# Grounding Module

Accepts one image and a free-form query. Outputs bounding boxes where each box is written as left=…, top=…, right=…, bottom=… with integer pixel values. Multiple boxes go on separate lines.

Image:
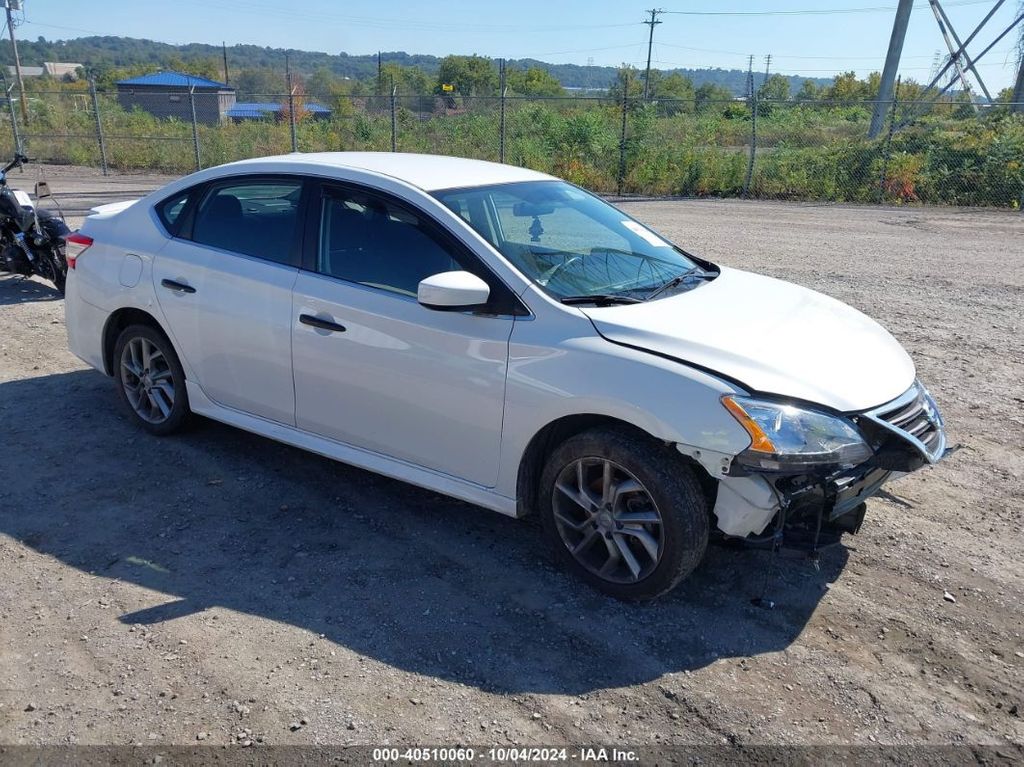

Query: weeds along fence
left=1, top=82, right=1022, bottom=207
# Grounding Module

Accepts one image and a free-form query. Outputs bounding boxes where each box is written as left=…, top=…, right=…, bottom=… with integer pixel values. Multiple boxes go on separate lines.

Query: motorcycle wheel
left=50, top=248, right=66, bottom=294
left=35, top=247, right=65, bottom=294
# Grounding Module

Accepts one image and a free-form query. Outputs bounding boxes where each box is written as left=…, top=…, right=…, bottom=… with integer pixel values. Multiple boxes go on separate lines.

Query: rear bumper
left=65, top=278, right=108, bottom=374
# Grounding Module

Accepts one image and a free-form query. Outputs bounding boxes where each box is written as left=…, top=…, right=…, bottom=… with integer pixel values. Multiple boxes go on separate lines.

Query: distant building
left=226, top=102, right=331, bottom=122
left=116, top=71, right=236, bottom=124
left=7, top=65, right=43, bottom=78
left=6, top=62, right=82, bottom=80
left=44, top=62, right=83, bottom=79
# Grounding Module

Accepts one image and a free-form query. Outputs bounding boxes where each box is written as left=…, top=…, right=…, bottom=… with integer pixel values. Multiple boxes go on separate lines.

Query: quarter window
left=155, top=190, right=191, bottom=235
left=318, top=190, right=460, bottom=297
left=191, top=179, right=303, bottom=265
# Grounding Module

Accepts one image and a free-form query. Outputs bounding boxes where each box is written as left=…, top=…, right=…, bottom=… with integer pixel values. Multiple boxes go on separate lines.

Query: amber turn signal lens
left=722, top=396, right=777, bottom=454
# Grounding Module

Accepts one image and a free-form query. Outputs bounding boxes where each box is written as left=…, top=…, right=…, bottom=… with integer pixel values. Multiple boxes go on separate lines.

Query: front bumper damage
left=689, top=381, right=951, bottom=548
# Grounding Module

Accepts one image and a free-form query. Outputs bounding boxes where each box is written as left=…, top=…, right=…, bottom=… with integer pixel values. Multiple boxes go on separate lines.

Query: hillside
left=3, top=35, right=835, bottom=94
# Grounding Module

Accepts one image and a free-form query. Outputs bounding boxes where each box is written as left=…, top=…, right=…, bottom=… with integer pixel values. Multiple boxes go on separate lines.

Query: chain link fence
left=1, top=81, right=1021, bottom=207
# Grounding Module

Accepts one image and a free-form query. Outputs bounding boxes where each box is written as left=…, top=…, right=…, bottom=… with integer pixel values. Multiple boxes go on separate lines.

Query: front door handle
left=299, top=313, right=346, bottom=333
left=161, top=278, right=196, bottom=294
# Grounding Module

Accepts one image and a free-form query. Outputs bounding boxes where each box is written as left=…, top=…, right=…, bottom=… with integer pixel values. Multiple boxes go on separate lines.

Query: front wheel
left=539, top=427, right=709, bottom=601
left=113, top=324, right=190, bottom=435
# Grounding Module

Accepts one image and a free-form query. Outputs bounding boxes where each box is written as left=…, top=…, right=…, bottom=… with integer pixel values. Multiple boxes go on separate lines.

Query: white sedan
left=64, top=153, right=947, bottom=600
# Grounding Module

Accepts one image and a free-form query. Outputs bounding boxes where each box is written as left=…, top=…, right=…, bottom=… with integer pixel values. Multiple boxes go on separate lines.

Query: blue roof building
left=116, top=71, right=233, bottom=90
left=116, top=70, right=236, bottom=124
left=226, top=102, right=332, bottom=122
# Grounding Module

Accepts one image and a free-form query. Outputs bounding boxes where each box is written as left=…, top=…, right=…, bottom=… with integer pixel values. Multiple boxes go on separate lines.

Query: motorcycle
left=0, top=153, right=70, bottom=294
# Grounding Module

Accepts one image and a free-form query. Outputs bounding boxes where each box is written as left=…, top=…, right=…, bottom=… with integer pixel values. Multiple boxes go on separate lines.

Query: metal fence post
left=499, top=59, right=507, bottom=163
left=288, top=84, right=298, bottom=153
left=89, top=77, right=108, bottom=176
left=0, top=72, right=21, bottom=155
left=877, top=76, right=901, bottom=203
left=188, top=86, right=201, bottom=172
left=743, top=91, right=758, bottom=198
left=617, top=89, right=628, bottom=196
left=390, top=81, right=397, bottom=152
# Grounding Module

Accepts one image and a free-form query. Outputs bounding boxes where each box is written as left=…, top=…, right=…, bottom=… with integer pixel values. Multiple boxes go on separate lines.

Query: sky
left=10, top=0, right=1024, bottom=90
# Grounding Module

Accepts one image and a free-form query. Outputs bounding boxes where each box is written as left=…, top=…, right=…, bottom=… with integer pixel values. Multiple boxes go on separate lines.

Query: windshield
left=433, top=181, right=707, bottom=300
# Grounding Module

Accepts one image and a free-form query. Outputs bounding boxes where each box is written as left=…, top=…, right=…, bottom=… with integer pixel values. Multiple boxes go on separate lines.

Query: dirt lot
left=1, top=165, right=1022, bottom=753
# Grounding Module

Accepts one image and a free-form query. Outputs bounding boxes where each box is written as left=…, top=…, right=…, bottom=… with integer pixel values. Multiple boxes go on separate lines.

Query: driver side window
left=318, top=190, right=460, bottom=297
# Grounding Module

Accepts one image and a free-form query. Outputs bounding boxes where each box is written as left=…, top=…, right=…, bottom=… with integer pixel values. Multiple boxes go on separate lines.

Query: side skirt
left=185, top=381, right=520, bottom=518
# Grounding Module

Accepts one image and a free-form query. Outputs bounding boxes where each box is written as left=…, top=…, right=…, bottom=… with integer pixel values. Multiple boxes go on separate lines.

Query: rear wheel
left=48, top=248, right=65, bottom=294
left=113, top=324, right=190, bottom=435
left=539, top=427, right=709, bottom=600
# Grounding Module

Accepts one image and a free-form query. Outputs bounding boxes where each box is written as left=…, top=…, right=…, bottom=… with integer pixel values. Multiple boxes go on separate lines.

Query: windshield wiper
left=645, top=267, right=716, bottom=301
left=560, top=294, right=644, bottom=306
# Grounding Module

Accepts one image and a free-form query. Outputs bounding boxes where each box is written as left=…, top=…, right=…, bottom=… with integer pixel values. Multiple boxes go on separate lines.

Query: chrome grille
left=864, top=381, right=946, bottom=464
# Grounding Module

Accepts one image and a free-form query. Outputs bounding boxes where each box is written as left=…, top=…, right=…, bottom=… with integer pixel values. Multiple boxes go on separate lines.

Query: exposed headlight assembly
left=722, top=395, right=873, bottom=472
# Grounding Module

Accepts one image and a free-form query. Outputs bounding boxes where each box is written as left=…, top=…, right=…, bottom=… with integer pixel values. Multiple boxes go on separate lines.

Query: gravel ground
left=0, top=165, right=1022, bottom=754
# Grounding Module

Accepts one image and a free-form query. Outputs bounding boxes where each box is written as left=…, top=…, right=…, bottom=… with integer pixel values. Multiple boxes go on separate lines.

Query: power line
left=664, top=0, right=992, bottom=16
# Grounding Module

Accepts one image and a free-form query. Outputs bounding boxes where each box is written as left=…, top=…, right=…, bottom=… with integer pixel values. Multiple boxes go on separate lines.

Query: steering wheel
left=538, top=254, right=583, bottom=286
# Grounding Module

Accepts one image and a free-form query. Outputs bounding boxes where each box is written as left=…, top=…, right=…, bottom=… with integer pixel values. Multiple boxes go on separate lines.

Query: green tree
left=381, top=63, right=432, bottom=95
left=306, top=67, right=341, bottom=102
left=827, top=71, right=871, bottom=103
left=166, top=55, right=224, bottom=82
left=436, top=55, right=498, bottom=100
left=650, top=72, right=695, bottom=115
left=506, top=66, right=565, bottom=97
left=794, top=79, right=821, bottom=102
left=758, top=73, right=790, bottom=102
left=694, top=82, right=734, bottom=113
left=607, top=65, right=644, bottom=102
left=234, top=68, right=287, bottom=98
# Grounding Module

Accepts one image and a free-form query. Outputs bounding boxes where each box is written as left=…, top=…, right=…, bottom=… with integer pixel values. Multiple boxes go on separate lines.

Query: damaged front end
left=699, top=380, right=949, bottom=552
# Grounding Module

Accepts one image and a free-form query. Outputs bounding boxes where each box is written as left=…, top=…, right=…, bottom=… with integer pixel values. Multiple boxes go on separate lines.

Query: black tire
left=112, top=324, right=190, bottom=436
left=50, top=251, right=66, bottom=294
left=539, top=427, right=709, bottom=601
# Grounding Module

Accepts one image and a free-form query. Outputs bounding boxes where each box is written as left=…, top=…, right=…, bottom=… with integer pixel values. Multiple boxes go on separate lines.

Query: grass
left=4, top=91, right=1022, bottom=207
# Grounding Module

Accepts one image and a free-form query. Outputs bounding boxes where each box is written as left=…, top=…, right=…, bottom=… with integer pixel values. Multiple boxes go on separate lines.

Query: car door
left=152, top=176, right=307, bottom=425
left=291, top=182, right=522, bottom=487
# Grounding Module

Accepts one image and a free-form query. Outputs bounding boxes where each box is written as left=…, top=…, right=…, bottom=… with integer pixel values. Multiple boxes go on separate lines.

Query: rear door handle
left=161, top=278, right=196, bottom=294
left=299, top=313, right=346, bottom=333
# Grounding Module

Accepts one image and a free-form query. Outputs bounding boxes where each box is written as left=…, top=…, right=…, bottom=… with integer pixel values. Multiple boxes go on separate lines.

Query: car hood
left=581, top=266, right=915, bottom=413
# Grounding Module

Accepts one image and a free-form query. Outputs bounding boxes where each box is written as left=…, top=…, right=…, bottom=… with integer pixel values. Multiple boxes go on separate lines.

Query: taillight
left=63, top=232, right=93, bottom=269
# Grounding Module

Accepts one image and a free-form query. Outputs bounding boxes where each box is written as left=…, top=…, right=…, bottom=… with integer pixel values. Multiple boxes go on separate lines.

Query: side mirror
left=34, top=180, right=51, bottom=199
left=417, top=271, right=490, bottom=311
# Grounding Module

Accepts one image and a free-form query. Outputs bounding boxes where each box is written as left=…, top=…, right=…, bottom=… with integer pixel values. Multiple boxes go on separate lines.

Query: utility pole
left=869, top=0, right=914, bottom=138
left=745, top=54, right=754, bottom=100
left=642, top=8, right=663, bottom=101
left=4, top=0, right=28, bottom=124
left=928, top=0, right=978, bottom=109
left=377, top=51, right=383, bottom=96
left=1013, top=56, right=1024, bottom=112
left=222, top=41, right=230, bottom=85
left=763, top=53, right=772, bottom=94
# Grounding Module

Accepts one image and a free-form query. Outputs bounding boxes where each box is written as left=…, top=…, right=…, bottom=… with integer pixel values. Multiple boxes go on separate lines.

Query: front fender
left=495, top=322, right=753, bottom=499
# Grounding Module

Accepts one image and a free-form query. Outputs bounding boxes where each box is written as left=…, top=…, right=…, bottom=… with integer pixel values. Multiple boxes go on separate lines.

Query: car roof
left=219, top=152, right=555, bottom=192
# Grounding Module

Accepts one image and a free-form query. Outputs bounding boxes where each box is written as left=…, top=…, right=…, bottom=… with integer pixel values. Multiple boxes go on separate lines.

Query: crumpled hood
left=582, top=266, right=915, bottom=412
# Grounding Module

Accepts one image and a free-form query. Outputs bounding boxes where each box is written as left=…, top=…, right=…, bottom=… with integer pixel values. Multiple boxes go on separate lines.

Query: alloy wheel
left=551, top=457, right=664, bottom=584
left=120, top=336, right=175, bottom=424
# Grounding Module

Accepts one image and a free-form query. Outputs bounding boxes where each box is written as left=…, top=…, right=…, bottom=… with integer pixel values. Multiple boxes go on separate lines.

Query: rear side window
left=191, top=179, right=303, bottom=265
left=156, top=191, right=191, bottom=235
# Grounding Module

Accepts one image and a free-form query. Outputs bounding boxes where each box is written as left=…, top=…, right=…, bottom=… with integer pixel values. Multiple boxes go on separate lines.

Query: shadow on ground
left=0, top=369, right=847, bottom=695
left=0, top=275, right=62, bottom=305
